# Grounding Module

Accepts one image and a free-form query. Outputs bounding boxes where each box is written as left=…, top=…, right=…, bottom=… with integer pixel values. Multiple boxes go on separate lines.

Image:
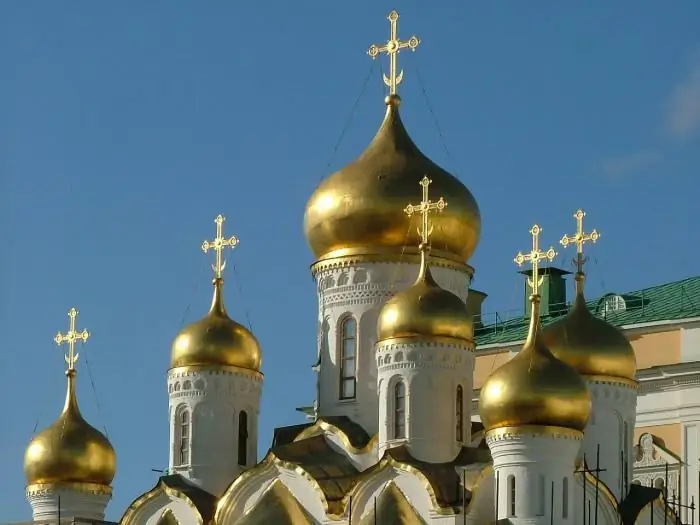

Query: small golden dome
left=170, top=278, right=262, bottom=371
left=377, top=247, right=473, bottom=342
left=24, top=369, right=116, bottom=486
left=304, top=97, right=481, bottom=264
left=479, top=295, right=591, bottom=432
left=541, top=274, right=637, bottom=382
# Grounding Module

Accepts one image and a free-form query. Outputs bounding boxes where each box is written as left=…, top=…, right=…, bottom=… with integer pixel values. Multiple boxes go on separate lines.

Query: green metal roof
left=475, top=276, right=700, bottom=347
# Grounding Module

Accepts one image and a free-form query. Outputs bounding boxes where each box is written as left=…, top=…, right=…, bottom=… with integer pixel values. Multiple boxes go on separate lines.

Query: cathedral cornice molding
left=376, top=340, right=475, bottom=372
left=310, top=251, right=474, bottom=277
left=26, top=481, right=112, bottom=497
left=485, top=425, right=583, bottom=443
left=168, top=365, right=263, bottom=383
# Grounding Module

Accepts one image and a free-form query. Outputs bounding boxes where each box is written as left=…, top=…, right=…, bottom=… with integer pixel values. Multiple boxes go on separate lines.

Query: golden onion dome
left=479, top=295, right=591, bottom=432
left=541, top=273, right=637, bottom=382
left=170, top=278, right=262, bottom=371
left=304, top=95, right=481, bottom=264
left=24, top=369, right=116, bottom=486
left=377, top=246, right=473, bottom=342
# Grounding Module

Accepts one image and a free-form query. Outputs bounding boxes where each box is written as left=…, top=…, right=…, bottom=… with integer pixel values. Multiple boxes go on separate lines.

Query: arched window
left=238, top=411, right=248, bottom=466
left=562, top=477, right=569, bottom=518
left=508, top=475, right=516, bottom=517
left=537, top=475, right=545, bottom=516
left=339, top=317, right=357, bottom=400
left=178, top=409, right=190, bottom=465
left=456, top=385, right=464, bottom=442
left=393, top=382, right=406, bottom=439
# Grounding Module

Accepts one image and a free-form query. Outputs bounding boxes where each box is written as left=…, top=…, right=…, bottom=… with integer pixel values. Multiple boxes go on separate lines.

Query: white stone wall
left=486, top=430, right=582, bottom=524
left=167, top=367, right=262, bottom=497
left=376, top=338, right=475, bottom=463
left=26, top=484, right=111, bottom=521
left=583, top=380, right=637, bottom=502
left=313, top=260, right=472, bottom=436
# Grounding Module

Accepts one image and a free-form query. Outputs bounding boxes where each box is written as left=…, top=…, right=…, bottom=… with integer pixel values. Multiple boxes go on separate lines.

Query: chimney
left=466, top=289, right=488, bottom=329
left=519, top=267, right=571, bottom=317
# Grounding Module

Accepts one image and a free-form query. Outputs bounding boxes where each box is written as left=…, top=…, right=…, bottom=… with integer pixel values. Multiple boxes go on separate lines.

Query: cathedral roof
left=358, top=481, right=427, bottom=525
left=271, top=415, right=371, bottom=449
left=238, top=479, right=314, bottom=525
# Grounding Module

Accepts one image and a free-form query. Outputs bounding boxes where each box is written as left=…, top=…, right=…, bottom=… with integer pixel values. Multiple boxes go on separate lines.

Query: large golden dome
left=171, top=278, right=262, bottom=371
left=479, top=296, right=591, bottom=433
left=24, top=369, right=116, bottom=487
left=542, top=274, right=636, bottom=382
left=378, top=248, right=473, bottom=342
left=304, top=95, right=481, bottom=264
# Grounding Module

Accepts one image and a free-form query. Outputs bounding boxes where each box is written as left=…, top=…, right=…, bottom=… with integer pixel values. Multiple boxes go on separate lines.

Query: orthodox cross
left=559, top=209, right=600, bottom=273
left=367, top=10, right=421, bottom=96
left=404, top=175, right=448, bottom=245
left=54, top=307, right=90, bottom=371
left=514, top=224, right=557, bottom=296
left=201, top=214, right=239, bottom=279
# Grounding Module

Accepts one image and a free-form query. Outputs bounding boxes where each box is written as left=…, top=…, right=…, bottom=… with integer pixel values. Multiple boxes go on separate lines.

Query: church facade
left=20, top=10, right=700, bottom=525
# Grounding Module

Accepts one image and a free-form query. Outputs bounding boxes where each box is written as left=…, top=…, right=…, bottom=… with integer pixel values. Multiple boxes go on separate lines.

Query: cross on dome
left=404, top=175, right=448, bottom=248
left=367, top=10, right=421, bottom=97
left=54, top=307, right=90, bottom=371
left=202, top=214, right=239, bottom=280
left=514, top=224, right=557, bottom=296
left=559, top=208, right=600, bottom=274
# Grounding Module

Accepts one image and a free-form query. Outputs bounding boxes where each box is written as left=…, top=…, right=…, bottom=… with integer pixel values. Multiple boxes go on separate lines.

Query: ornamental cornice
left=26, top=482, right=112, bottom=497
left=486, top=425, right=583, bottom=443
left=168, top=365, right=263, bottom=383
left=321, top=286, right=395, bottom=309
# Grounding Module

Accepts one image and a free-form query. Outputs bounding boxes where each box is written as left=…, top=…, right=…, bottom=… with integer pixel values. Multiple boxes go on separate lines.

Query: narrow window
left=238, top=411, right=248, bottom=466
left=562, top=477, right=569, bottom=518
left=339, top=317, right=357, bottom=400
left=537, top=474, right=545, bottom=516
left=178, top=410, right=190, bottom=465
left=456, top=385, right=464, bottom=442
left=508, top=475, right=516, bottom=517
left=394, top=382, right=406, bottom=439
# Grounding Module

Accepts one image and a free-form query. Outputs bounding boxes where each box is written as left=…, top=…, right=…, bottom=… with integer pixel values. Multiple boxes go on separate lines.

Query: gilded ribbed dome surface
left=304, top=98, right=481, bottom=263
left=542, top=291, right=637, bottom=382
left=378, top=254, right=472, bottom=342
left=171, top=279, right=262, bottom=371
left=479, top=298, right=591, bottom=432
left=24, top=370, right=116, bottom=486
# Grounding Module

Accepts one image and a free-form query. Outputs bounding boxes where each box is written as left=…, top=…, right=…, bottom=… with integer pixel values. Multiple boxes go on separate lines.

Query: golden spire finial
left=367, top=10, right=420, bottom=99
left=514, top=225, right=557, bottom=297
left=559, top=209, right=600, bottom=275
left=404, top=175, right=448, bottom=247
left=202, top=214, right=239, bottom=280
left=54, top=307, right=90, bottom=372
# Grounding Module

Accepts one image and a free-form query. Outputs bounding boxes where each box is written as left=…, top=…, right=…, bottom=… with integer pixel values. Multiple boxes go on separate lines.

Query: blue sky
left=1, top=1, right=698, bottom=520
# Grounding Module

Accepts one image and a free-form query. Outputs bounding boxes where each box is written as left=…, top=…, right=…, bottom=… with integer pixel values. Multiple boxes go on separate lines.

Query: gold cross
left=559, top=209, right=600, bottom=273
left=514, top=225, right=557, bottom=296
left=54, top=308, right=90, bottom=371
left=404, top=176, right=448, bottom=246
left=202, top=214, right=239, bottom=280
left=367, top=10, right=421, bottom=96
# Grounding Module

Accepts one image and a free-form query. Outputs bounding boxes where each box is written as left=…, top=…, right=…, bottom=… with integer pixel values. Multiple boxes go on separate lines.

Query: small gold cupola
left=479, top=226, right=591, bottom=433
left=542, top=210, right=636, bottom=382
left=303, top=10, right=481, bottom=266
left=24, top=309, right=117, bottom=488
left=377, top=176, right=473, bottom=342
left=170, top=215, right=262, bottom=372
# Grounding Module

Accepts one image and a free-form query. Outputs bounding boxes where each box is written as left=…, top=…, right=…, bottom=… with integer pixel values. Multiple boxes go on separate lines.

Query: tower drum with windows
left=373, top=177, right=476, bottom=464
left=305, top=90, right=480, bottom=436
left=167, top=215, right=263, bottom=497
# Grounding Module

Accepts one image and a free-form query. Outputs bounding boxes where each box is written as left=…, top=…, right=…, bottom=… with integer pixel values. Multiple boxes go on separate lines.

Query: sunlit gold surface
left=479, top=227, right=590, bottom=432
left=479, top=296, right=591, bottom=432
left=543, top=280, right=636, bottom=381
left=358, top=481, right=427, bottom=525
left=377, top=177, right=472, bottom=342
left=304, top=101, right=481, bottom=263
left=543, top=210, right=636, bottom=381
left=24, top=369, right=116, bottom=486
left=170, top=279, right=262, bottom=371
left=367, top=10, right=420, bottom=96
left=238, top=479, right=313, bottom=525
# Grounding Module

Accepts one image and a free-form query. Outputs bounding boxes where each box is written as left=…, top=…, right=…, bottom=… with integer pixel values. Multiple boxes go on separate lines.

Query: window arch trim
left=175, top=405, right=191, bottom=466
left=393, top=380, right=407, bottom=439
